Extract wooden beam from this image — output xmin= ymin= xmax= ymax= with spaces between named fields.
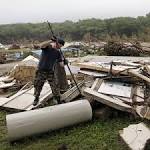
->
xmin=128 ymin=69 xmax=150 ymax=83
xmin=91 ymin=78 xmax=103 ymax=91
xmin=76 ymin=62 xmax=138 ymax=75
xmin=83 ymin=87 xmax=133 ymax=113
xmin=61 ymin=82 xmax=84 ymax=102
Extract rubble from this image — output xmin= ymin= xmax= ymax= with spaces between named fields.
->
xmin=0 ymin=55 xmax=149 ymax=117
xmin=119 ymin=123 xmax=150 ymax=150
xmin=104 ymin=41 xmax=142 ymax=56
xmin=0 ymin=82 xmax=53 ymax=111
xmin=0 ymin=55 xmax=150 ymax=147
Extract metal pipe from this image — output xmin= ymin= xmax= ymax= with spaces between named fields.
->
xmin=6 ymin=100 xmax=92 ymax=141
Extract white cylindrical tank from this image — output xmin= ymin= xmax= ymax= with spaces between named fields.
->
xmin=6 ymin=100 xmax=92 ymax=141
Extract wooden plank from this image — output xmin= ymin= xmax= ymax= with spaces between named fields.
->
xmin=0 ymin=76 xmax=14 ymax=82
xmin=119 ymin=123 xmax=150 ymax=150
xmin=133 ymin=86 xmax=144 ymax=104
xmin=112 ymin=96 xmax=133 ymax=105
xmin=79 ymin=70 xmax=107 ymax=77
xmin=128 ymin=69 xmax=150 ymax=83
xmin=136 ymin=106 xmax=150 ymax=120
xmin=145 ymin=65 xmax=150 ymax=75
xmin=91 ymin=78 xmax=103 ymax=91
xmin=76 ymin=62 xmax=138 ymax=75
xmin=83 ymin=87 xmax=133 ymax=113
xmin=2 ymin=82 xmax=52 ymax=111
xmin=61 ymin=82 xmax=84 ymax=102
xmin=113 ymin=61 xmax=141 ymax=67
xmin=0 ymin=80 xmax=16 ymax=89
xmin=98 ymin=80 xmax=132 ymax=98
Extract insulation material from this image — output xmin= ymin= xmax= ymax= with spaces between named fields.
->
xmin=22 ymin=55 xmax=39 ymax=66
xmin=9 ymin=65 xmax=36 ymax=83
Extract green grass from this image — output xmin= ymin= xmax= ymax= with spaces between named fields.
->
xmin=0 ymin=110 xmax=148 ymax=150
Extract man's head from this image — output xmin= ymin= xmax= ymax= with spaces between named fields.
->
xmin=51 ymin=37 xmax=65 ymax=49
xmin=56 ymin=38 xmax=65 ymax=49
xmin=57 ymin=38 xmax=65 ymax=46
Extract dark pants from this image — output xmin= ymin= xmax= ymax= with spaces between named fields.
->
xmin=34 ymin=70 xmax=60 ymax=99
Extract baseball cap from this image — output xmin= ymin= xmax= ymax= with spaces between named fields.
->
xmin=57 ymin=38 xmax=65 ymax=46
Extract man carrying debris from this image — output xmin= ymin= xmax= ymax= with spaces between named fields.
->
xmin=33 ymin=38 xmax=66 ymax=106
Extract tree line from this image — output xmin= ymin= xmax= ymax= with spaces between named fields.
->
xmin=0 ymin=13 xmax=150 ymax=44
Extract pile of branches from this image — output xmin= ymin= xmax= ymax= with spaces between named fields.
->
xmin=104 ymin=40 xmax=142 ymax=56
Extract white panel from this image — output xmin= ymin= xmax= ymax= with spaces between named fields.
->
xmin=98 ymin=81 xmax=132 ymax=98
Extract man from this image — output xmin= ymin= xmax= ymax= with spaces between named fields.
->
xmin=33 ymin=38 xmax=66 ymax=106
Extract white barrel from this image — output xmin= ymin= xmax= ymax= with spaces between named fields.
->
xmin=6 ymin=100 xmax=92 ymax=141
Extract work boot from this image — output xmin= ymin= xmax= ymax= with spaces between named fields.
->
xmin=33 ymin=97 xmax=39 ymax=106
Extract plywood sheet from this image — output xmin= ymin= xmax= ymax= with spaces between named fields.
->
xmin=98 ymin=80 xmax=132 ymax=98
xmin=120 ymin=123 xmax=150 ymax=150
xmin=83 ymin=87 xmax=133 ymax=113
xmin=3 ymin=82 xmax=52 ymax=110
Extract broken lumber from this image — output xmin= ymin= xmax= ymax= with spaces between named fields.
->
xmin=61 ymin=82 xmax=84 ymax=102
xmin=128 ymin=69 xmax=150 ymax=83
xmin=136 ymin=106 xmax=150 ymax=120
xmin=1 ymin=82 xmax=53 ymax=111
xmin=76 ymin=62 xmax=138 ymax=75
xmin=91 ymin=78 xmax=103 ymax=91
xmin=83 ymin=87 xmax=133 ymax=113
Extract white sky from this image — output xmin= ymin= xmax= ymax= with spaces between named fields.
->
xmin=0 ymin=0 xmax=150 ymax=24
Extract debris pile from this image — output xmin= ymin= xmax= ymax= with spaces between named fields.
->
xmin=74 ymin=56 xmax=150 ymax=120
xmin=104 ymin=41 xmax=142 ymax=56
xmin=0 ymin=55 xmax=38 ymax=92
xmin=0 ymin=55 xmax=150 ymax=148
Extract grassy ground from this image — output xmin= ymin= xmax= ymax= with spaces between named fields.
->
xmin=1 ymin=109 xmax=149 ymax=150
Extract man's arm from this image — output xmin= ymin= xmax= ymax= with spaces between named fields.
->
xmin=39 ymin=40 xmax=52 ymax=49
xmin=59 ymin=58 xmax=68 ymax=67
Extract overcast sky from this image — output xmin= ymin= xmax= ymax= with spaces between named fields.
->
xmin=0 ymin=0 xmax=150 ymax=24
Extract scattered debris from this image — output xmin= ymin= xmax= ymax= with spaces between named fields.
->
xmin=0 ymin=55 xmax=150 ymax=146
xmin=0 ymin=82 xmax=52 ymax=111
xmin=119 ymin=123 xmax=150 ymax=150
xmin=104 ymin=41 xmax=142 ymax=56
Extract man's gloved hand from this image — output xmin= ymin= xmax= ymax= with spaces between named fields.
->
xmin=51 ymin=36 xmax=57 ymax=42
xmin=63 ymin=59 xmax=68 ymax=65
